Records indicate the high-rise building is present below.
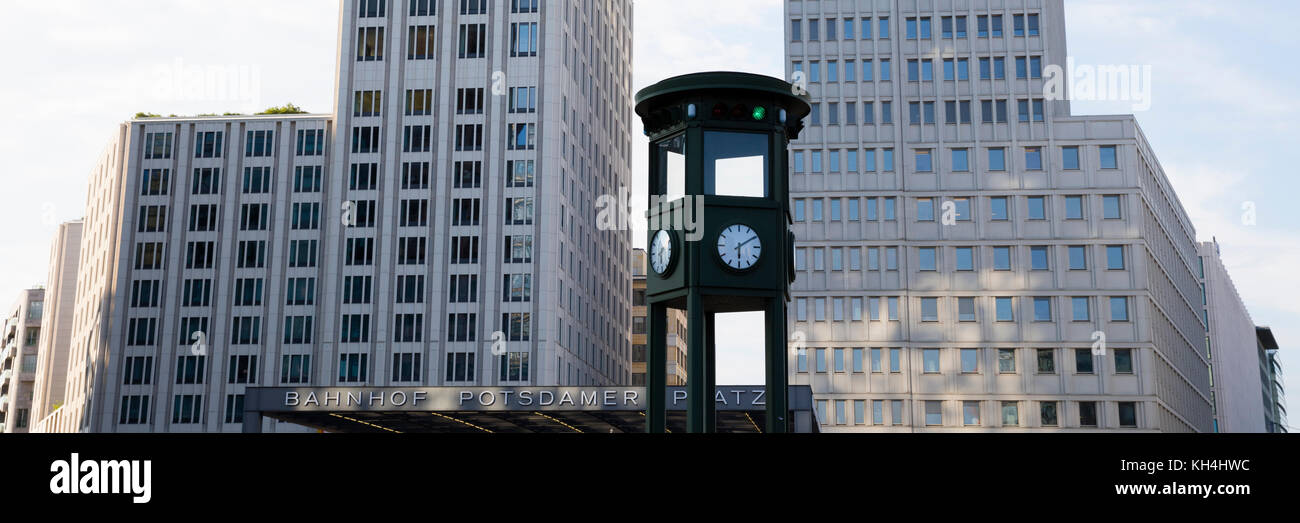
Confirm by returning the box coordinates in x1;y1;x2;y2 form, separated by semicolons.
785;0;1212;431
57;0;634;433
1;288;45;433
1256;326;1286;433
631;248;687;386
1197;241;1266;432
30;221;83;433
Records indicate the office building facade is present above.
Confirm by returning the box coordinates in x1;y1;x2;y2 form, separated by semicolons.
1256;326;1286;433
56;0;634;433
1;289;45;433
1197;241;1266;432
30;221;83;433
785;0;1212;431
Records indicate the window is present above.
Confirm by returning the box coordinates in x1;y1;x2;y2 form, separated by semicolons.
988;147;1006;171
953;198;971;221
283;316;314;345
915;147;935;169
141;169;170;196
510;22;538;56
815;349;827;373
1103;195;1122;219
1079;401;1098;427
990;197;1009;221
230;317;261;345
963;401;980;426
1063;146;1080;170
1025;147;1042;170
340;314;371;344
1040;401;1059;426
1110;297;1130;321
918;247;937;271
281;355;311;384
1033;297;1052;322
1075;349;1096;374
144;132;173;160
357;26;385;61
951;148;969;171
925;401;943;426
961;349;979;373
1100;146;1118;169
796;348;808;372
244;130;274;157
998;349;1016;373
923;349;941;373
1002;402;1019;426
1065;196;1085;220
354;90;383;117
1068;246;1088;270
1027;246;1048;270
889;348;901;372
1118;402;1137;427
228;355;258;384
124;357;153;385
981;99;1008;123
445;353;476;382
791;19;802;41
1072;297;1090;322
412;0;437;15
339;353;369;383
1027;196;1046;220
195;131;224;158
921;298;939;322
1036;349;1056;373
119;396;150;425
455;124;483;151
358;0;386;17
993;246;1011;271
1107;246;1126;270
1115;349;1134;374
916;198;935;222
127;318;157;346
958;298;976;322
408;25;437;59
172;395;203;424
458;23;487;58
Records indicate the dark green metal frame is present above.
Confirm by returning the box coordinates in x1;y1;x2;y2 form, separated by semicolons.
635;72;811;434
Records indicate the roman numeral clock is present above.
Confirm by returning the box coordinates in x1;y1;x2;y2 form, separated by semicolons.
636;72;810;433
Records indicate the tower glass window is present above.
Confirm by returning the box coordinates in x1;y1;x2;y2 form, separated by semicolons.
704;131;768;198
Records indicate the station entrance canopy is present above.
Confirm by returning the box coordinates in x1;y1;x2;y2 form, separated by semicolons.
243;386;817;434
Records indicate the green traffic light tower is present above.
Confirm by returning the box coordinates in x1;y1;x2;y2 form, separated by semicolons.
635;72;811;433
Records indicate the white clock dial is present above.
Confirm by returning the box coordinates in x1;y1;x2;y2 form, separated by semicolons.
650;230;674;275
717;224;762;270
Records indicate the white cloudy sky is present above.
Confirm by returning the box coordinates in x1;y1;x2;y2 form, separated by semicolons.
1;0;1295;428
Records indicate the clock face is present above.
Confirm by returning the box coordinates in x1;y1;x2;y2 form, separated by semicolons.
650;230;674;275
717;224;762;271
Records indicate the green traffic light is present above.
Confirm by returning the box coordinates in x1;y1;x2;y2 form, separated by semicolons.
752;106;767;121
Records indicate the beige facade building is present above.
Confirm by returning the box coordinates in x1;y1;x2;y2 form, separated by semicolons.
786;0;1211;432
52;0;634;432
30;222;84;433
1;288;44;432
631;249;687;386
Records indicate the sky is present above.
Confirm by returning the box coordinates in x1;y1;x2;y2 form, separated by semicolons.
1;0;1295;429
